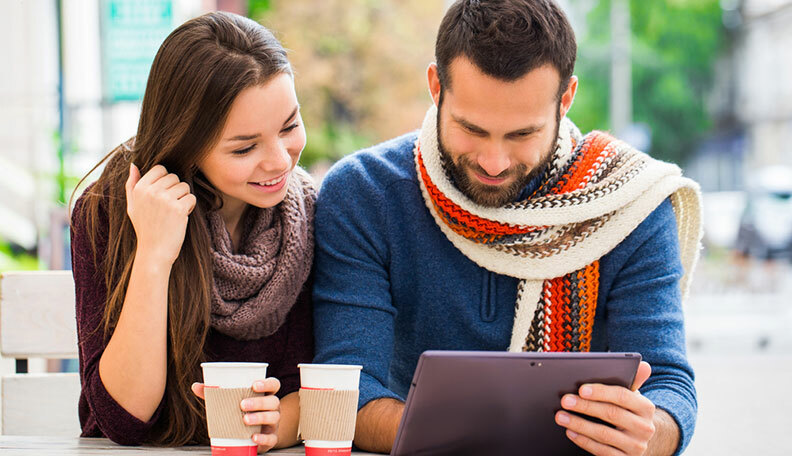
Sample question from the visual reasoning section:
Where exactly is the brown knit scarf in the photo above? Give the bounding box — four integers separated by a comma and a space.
207, 167, 315, 340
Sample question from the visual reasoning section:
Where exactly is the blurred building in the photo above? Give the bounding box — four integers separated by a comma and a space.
0, 1, 59, 253
691, 0, 792, 192
736, 0, 792, 171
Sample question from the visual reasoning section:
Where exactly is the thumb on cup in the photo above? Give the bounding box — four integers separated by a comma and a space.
191, 382, 205, 400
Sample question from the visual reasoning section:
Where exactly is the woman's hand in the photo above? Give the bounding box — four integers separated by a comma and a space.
192, 377, 282, 453
125, 163, 197, 265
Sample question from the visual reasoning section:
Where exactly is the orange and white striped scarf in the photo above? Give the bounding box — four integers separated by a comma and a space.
414, 105, 702, 352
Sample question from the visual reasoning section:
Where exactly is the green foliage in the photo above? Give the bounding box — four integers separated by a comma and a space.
248, 0, 271, 18
257, 0, 441, 167
300, 124, 372, 169
571, 0, 724, 164
0, 242, 40, 272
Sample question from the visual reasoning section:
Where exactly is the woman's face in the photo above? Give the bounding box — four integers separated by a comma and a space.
199, 73, 306, 218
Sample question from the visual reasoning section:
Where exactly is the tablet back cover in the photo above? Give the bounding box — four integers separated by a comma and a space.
391, 351, 640, 456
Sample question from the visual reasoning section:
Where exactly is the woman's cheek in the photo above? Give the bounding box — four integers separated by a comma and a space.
288, 127, 307, 164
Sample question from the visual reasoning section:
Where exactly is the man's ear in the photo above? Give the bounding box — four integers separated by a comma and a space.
560, 75, 578, 118
427, 63, 442, 107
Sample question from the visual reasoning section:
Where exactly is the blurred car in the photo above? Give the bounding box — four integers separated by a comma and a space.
735, 166, 792, 261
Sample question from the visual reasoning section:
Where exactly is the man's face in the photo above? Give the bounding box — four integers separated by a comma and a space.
429, 57, 576, 207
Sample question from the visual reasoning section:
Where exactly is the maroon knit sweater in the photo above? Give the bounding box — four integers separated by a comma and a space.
70, 190, 314, 446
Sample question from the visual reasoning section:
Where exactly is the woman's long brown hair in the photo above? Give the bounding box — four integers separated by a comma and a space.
70, 12, 292, 445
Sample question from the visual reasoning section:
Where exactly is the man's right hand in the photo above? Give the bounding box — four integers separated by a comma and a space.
354, 398, 405, 453
125, 163, 197, 265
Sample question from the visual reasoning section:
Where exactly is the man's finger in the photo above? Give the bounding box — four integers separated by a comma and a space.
578, 383, 655, 418
630, 361, 651, 392
560, 394, 648, 433
564, 429, 627, 456
555, 411, 630, 455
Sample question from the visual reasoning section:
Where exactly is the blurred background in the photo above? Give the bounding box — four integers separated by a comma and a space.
0, 0, 790, 453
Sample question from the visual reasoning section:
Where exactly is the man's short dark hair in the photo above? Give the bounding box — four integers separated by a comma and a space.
435, 0, 577, 100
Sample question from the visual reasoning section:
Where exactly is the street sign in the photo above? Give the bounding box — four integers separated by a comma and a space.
101, 0, 173, 101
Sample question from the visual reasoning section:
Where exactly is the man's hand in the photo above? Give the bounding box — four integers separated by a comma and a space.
555, 361, 670, 456
354, 398, 404, 453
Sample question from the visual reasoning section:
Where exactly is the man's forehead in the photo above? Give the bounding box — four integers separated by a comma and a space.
442, 58, 561, 123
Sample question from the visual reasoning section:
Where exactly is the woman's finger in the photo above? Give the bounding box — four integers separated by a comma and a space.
179, 194, 197, 215
243, 410, 280, 426
252, 377, 281, 395
151, 173, 181, 191
125, 163, 141, 203
252, 433, 277, 451
240, 395, 280, 412
191, 382, 205, 400
167, 181, 192, 200
136, 164, 169, 187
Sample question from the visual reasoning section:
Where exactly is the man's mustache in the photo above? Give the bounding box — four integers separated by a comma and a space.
457, 158, 526, 180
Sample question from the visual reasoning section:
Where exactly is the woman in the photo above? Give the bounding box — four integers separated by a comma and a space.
70, 12, 314, 452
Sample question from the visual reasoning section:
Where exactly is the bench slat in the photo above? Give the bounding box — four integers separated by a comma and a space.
1, 373, 81, 436
0, 271, 78, 359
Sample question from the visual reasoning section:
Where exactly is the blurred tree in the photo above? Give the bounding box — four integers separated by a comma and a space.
571, 0, 724, 164
0, 242, 39, 271
255, 0, 444, 168
248, 0, 271, 18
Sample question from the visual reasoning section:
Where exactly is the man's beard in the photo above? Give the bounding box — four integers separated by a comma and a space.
437, 106, 560, 208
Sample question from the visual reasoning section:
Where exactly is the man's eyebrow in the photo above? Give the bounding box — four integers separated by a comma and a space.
451, 113, 544, 136
451, 114, 488, 134
507, 124, 544, 136
224, 105, 301, 142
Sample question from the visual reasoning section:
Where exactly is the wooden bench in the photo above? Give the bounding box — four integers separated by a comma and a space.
0, 271, 81, 436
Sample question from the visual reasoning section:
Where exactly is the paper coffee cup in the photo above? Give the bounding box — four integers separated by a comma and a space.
298, 364, 362, 456
201, 362, 269, 456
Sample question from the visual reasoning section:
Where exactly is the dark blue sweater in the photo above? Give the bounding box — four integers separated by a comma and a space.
312, 132, 697, 453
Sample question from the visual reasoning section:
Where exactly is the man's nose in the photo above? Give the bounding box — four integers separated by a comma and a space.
476, 142, 511, 177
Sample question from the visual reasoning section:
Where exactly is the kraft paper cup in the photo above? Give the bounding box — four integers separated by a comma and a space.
298, 364, 362, 456
201, 362, 269, 456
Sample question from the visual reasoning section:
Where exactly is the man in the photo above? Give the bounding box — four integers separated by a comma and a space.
312, 1, 701, 455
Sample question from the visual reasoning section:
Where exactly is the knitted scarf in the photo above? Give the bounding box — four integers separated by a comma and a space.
207, 167, 315, 340
415, 105, 702, 352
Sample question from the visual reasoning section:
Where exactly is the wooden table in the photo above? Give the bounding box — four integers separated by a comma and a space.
0, 436, 381, 455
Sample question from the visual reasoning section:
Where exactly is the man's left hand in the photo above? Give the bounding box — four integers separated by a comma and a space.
555, 361, 656, 455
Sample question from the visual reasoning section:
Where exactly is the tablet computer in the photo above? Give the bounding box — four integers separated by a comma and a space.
391, 351, 641, 456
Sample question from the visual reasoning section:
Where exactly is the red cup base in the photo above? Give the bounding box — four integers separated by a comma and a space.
305, 446, 352, 456
210, 445, 257, 456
